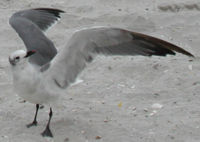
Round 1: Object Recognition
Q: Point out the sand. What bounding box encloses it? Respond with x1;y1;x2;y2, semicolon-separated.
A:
0;0;200;142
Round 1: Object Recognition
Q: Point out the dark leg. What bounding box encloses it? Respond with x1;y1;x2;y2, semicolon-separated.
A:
26;104;39;128
41;108;53;137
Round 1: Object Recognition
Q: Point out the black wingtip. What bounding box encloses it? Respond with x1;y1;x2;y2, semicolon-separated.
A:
159;50;176;56
130;31;194;57
34;8;65;18
149;47;176;57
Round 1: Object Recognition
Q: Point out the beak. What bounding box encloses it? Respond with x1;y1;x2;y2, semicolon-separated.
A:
25;50;36;58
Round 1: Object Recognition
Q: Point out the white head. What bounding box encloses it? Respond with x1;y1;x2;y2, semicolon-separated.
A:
9;50;36;66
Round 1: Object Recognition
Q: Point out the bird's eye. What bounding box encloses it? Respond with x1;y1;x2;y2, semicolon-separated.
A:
15;56;20;60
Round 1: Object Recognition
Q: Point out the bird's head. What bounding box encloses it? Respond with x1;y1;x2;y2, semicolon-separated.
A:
9;50;36;66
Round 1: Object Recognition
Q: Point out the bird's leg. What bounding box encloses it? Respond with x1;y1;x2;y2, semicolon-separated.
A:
26;104;39;128
41;107;53;137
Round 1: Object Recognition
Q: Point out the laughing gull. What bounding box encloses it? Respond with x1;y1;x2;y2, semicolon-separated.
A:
8;8;194;137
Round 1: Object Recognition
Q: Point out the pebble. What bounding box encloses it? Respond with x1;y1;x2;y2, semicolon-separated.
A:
64;137;69;142
149;110;157;116
81;130;85;134
131;85;135;89
95;136;101;140
19;100;26;103
151;103;163;109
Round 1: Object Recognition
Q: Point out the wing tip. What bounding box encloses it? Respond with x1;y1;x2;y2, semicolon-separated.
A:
34;8;65;18
129;31;195;58
180;50;194;57
149;49;176;57
33;8;65;31
34;7;65;12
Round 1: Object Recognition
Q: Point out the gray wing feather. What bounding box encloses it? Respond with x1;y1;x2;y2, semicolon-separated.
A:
11;8;64;31
45;27;193;89
9;8;64;66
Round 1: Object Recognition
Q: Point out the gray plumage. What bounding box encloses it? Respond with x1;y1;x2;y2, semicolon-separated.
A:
9;8;64;66
45;27;193;89
9;8;194;90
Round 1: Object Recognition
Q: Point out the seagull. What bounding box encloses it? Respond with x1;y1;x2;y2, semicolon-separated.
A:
8;8;194;137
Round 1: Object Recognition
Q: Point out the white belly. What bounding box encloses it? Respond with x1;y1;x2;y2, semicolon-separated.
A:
14;76;60;105
12;64;59;105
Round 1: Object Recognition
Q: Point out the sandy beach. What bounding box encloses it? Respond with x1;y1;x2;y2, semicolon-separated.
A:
0;0;200;141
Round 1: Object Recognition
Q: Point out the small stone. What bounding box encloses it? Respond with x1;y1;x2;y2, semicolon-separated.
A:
132;107;136;111
128;106;136;111
151;103;163;109
108;66;112;70
1;135;8;138
96;136;101;140
72;109;78;112
169;135;175;140
164;70;168;73
64;137;69;142
149;110;157;116
131;85;135;89
193;82;200;85
19;100;26;103
39;105;44;109
81;130;85;134
118;84;125;87
153;93;160;97
101;101;105;104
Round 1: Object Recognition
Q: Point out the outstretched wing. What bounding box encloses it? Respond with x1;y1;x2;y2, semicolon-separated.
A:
44;27;193;89
9;8;64;66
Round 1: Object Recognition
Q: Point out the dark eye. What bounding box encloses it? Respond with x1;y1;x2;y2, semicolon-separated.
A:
15;56;20;60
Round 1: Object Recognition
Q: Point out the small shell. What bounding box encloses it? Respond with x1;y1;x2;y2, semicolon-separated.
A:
149;110;158;116
151;103;163;109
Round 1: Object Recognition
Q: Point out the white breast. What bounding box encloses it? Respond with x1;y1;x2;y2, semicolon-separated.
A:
12;63;41;103
11;62;63;106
